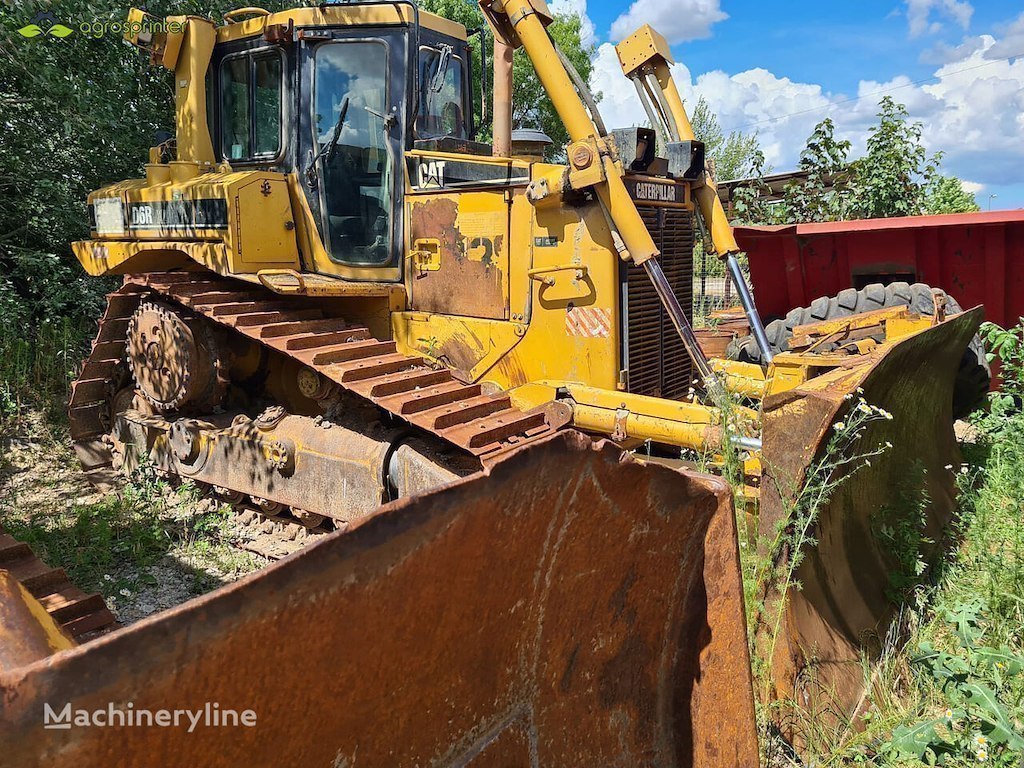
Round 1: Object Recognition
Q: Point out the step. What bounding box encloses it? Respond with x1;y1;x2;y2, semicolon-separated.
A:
50;593;107;625
389;382;481;415
208;300;295;317
90;340;126;363
329;353;421;383
445;409;548;449
282;327;372;351
309;340;397;366
140;272;199;286
364;368;451;398
8;560;68;593
78;359;119;383
71;377;109;405
62;607;117;638
186;291;262;306
69;402;106;439
104;294;144;317
93;317;130;343
161;280;239;298
260;317;349;339
230;308;323;328
36;584;89;612
0;537;32;565
422;395;511;430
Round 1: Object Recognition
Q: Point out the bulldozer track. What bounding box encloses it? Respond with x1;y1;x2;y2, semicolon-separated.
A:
0;525;118;641
69;271;565;492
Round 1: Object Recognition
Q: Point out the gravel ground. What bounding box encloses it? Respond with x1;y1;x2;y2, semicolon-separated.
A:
0;412;267;625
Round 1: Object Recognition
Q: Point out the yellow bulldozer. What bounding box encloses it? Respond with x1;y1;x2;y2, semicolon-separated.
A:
0;1;987;764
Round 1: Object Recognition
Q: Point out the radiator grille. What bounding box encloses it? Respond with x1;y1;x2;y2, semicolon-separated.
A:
622;205;694;399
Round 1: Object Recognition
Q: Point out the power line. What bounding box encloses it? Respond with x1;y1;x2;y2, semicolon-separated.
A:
720;49;1024;134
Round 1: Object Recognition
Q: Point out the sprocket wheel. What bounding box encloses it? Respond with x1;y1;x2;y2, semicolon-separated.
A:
127;300;228;413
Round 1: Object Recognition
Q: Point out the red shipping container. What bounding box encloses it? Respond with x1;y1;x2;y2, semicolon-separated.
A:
733;210;1024;329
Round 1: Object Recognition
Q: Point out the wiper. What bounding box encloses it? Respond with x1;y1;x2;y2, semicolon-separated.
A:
422;45;452;134
429;45;452;94
304;96;350;188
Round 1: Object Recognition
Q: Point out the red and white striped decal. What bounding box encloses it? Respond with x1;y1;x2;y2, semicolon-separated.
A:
565;307;612;338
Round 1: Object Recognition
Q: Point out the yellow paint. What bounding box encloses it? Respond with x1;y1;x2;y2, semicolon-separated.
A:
613;27;739;256
614;24;674;76
497;0;660;266
214;5;467;43
16;580;75;654
562;384;727;451
286;173;402;283
404;184;510;321
712;358;768;399
77;170;298;276
393;312;525;382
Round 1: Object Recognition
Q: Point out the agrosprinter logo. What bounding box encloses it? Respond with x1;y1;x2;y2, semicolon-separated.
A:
15;12;183;40
17;11;74;38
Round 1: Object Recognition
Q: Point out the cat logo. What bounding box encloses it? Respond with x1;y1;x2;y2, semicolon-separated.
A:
130;204;154;227
417;160;446;189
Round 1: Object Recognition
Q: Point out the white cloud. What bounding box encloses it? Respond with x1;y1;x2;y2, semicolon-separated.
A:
549;0;597;47
960;180;984;194
986;11;1024;59
609;0;727;44
589;30;1024;187
906;0;974;38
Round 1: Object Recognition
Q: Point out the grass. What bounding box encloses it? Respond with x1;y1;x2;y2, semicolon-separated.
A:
737;321;1024;766
0;412;263;621
0;317;94;423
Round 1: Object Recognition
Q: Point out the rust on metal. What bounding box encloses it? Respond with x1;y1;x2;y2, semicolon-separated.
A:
0;572;74;671
0;527;117;647
756;308;984;739
68;273;562;496
1;434;758;766
408;196;508;320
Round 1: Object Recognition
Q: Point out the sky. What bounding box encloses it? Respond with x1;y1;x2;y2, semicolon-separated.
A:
548;0;1024;209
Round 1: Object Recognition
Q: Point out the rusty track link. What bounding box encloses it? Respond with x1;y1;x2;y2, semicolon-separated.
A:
0;525;118;641
69;272;565;487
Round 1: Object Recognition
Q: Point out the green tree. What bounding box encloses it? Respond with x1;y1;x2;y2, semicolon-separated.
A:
924;176;980;215
781;117;854;223
689;96;762;182
852;96;941;219
0;0;288;330
511;13;593;159
420;0;594;159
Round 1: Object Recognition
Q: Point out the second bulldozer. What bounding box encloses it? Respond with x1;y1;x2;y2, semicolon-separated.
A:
5;0;985;761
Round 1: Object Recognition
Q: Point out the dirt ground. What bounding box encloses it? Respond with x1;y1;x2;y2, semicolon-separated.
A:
0;412;269;625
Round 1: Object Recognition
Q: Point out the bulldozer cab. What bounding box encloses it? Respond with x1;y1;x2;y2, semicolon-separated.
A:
206;4;475;277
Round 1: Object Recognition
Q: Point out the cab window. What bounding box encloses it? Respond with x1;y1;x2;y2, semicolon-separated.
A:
416;45;466;139
313;40;392;265
220;51;282;161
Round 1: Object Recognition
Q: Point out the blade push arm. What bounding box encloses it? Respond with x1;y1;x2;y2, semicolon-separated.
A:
479;0;721;388
616;25;774;364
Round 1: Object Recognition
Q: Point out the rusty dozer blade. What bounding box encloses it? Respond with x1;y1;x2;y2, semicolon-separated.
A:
0;432;758;767
756;308;984;741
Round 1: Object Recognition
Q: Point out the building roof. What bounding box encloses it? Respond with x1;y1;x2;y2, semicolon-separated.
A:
732;209;1024;238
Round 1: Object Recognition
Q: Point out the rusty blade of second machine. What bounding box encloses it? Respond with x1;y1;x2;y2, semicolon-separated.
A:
755;308;983;740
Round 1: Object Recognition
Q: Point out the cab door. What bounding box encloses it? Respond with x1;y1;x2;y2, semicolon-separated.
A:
406;181;510;320
298;33;405;282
